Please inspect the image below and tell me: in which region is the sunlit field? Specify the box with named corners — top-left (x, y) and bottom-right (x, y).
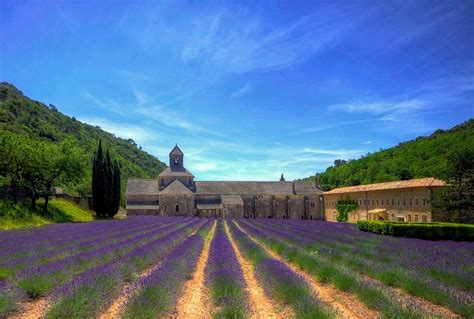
top-left (1, 217), bottom-right (472, 318)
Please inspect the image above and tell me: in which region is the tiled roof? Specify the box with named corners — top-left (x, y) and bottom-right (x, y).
top-left (324, 177), bottom-right (446, 195)
top-left (195, 181), bottom-right (322, 195)
top-left (126, 179), bottom-right (159, 195)
top-left (160, 179), bottom-right (194, 194)
top-left (158, 167), bottom-right (194, 177)
top-left (221, 195), bottom-right (244, 205)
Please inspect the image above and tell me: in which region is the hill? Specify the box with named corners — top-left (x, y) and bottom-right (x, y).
top-left (0, 82), bottom-right (167, 197)
top-left (303, 119), bottom-right (474, 190)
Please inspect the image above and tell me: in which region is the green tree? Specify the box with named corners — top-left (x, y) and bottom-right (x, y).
top-left (432, 147), bottom-right (474, 223)
top-left (0, 132), bottom-right (30, 203)
top-left (25, 139), bottom-right (85, 210)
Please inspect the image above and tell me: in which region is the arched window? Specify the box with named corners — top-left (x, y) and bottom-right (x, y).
top-left (175, 205), bottom-right (179, 212)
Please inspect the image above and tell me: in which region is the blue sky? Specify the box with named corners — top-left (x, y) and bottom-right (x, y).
top-left (1, 1), bottom-right (473, 181)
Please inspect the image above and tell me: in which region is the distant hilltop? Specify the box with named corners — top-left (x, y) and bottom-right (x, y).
top-left (0, 82), bottom-right (167, 199)
top-left (302, 119), bottom-right (474, 191)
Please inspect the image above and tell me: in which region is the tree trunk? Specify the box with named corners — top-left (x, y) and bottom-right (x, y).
top-left (44, 196), bottom-right (49, 211)
top-left (10, 179), bottom-right (18, 204)
top-left (31, 193), bottom-right (36, 210)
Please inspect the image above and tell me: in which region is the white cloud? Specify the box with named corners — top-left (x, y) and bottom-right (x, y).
top-left (77, 117), bottom-right (160, 144)
top-left (362, 140), bottom-right (373, 145)
top-left (329, 99), bottom-right (426, 115)
top-left (230, 83), bottom-right (250, 98)
top-left (182, 7), bottom-right (363, 73)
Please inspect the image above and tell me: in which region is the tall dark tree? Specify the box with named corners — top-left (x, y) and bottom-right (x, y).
top-left (111, 162), bottom-right (121, 217)
top-left (92, 140), bottom-right (121, 218)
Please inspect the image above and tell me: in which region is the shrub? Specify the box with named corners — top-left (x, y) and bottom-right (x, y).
top-left (357, 221), bottom-right (474, 241)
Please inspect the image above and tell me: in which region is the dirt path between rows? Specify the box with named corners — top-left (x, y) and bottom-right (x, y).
top-left (174, 221), bottom-right (217, 318)
top-left (225, 221), bottom-right (288, 319)
top-left (99, 225), bottom-right (208, 319)
top-left (10, 297), bottom-right (50, 319)
top-left (233, 221), bottom-right (379, 319)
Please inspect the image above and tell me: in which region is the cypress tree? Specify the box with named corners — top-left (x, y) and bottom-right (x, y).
top-left (111, 162), bottom-right (121, 217)
top-left (92, 140), bottom-right (121, 218)
top-left (92, 140), bottom-right (106, 218)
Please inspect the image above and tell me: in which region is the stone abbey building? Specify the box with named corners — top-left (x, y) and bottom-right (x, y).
top-left (323, 178), bottom-right (445, 223)
top-left (126, 145), bottom-right (324, 219)
top-left (126, 145), bottom-right (444, 222)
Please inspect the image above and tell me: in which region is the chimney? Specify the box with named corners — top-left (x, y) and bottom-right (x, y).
top-left (292, 182), bottom-right (296, 194)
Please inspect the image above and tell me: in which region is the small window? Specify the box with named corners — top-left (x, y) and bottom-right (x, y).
top-left (415, 215), bottom-right (419, 222)
top-left (409, 198), bottom-right (412, 205)
top-left (381, 199), bottom-right (384, 205)
top-left (164, 206), bottom-right (167, 212)
top-left (392, 199), bottom-right (395, 205)
top-left (175, 205), bottom-right (179, 212)
top-left (403, 199), bottom-right (406, 206)
top-left (397, 198), bottom-right (400, 205)
top-left (416, 199), bottom-right (419, 205)
top-left (376, 200), bottom-right (379, 205)
top-left (408, 215), bottom-right (411, 222)
top-left (276, 203), bottom-right (279, 207)
top-left (265, 203), bottom-right (269, 207)
top-left (422, 215), bottom-right (427, 222)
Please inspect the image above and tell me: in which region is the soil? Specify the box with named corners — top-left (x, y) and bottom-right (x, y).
top-left (10, 297), bottom-right (50, 319)
top-left (174, 221), bottom-right (217, 318)
top-left (224, 220), bottom-right (290, 319)
top-left (233, 221), bottom-right (380, 319)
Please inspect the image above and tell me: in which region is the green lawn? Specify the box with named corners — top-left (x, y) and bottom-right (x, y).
top-left (0, 199), bottom-right (94, 230)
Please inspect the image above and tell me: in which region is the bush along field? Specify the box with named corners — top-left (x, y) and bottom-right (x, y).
top-left (0, 199), bottom-right (94, 230)
top-left (0, 217), bottom-right (472, 319)
top-left (357, 220), bottom-right (474, 241)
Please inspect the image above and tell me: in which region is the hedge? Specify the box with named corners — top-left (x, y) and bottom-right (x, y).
top-left (357, 221), bottom-right (474, 241)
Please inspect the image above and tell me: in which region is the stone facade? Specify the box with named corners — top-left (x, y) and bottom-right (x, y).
top-left (126, 146), bottom-right (446, 223)
top-left (323, 178), bottom-right (446, 223)
top-left (126, 145), bottom-right (324, 219)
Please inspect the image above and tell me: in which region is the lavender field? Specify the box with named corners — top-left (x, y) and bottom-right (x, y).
top-left (0, 217), bottom-right (472, 319)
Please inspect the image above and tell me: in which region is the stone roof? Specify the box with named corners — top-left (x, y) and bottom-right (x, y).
top-left (126, 179), bottom-right (159, 195)
top-left (126, 205), bottom-right (159, 210)
top-left (158, 167), bottom-right (194, 178)
top-left (221, 195), bottom-right (244, 205)
top-left (196, 203), bottom-right (223, 210)
top-left (324, 177), bottom-right (446, 195)
top-left (160, 179), bottom-right (193, 194)
top-left (195, 181), bottom-right (322, 195)
top-left (294, 182), bottom-right (321, 194)
top-left (170, 145), bottom-right (184, 156)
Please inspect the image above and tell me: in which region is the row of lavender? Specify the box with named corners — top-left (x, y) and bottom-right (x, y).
top-left (205, 220), bottom-right (249, 317)
top-left (0, 217), bottom-right (179, 280)
top-left (0, 217), bottom-right (201, 318)
top-left (261, 219), bottom-right (473, 316)
top-left (227, 220), bottom-right (335, 318)
top-left (118, 218), bottom-right (215, 318)
top-left (239, 219), bottom-right (473, 318)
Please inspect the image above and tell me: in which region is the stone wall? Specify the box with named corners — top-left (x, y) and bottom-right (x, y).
top-left (324, 188), bottom-right (434, 222)
top-left (158, 194), bottom-right (195, 216)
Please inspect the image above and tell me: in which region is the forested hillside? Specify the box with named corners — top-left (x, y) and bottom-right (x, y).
top-left (0, 82), bottom-right (167, 196)
top-left (304, 119), bottom-right (474, 190)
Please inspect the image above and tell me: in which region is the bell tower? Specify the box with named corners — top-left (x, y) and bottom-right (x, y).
top-left (169, 144), bottom-right (184, 172)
